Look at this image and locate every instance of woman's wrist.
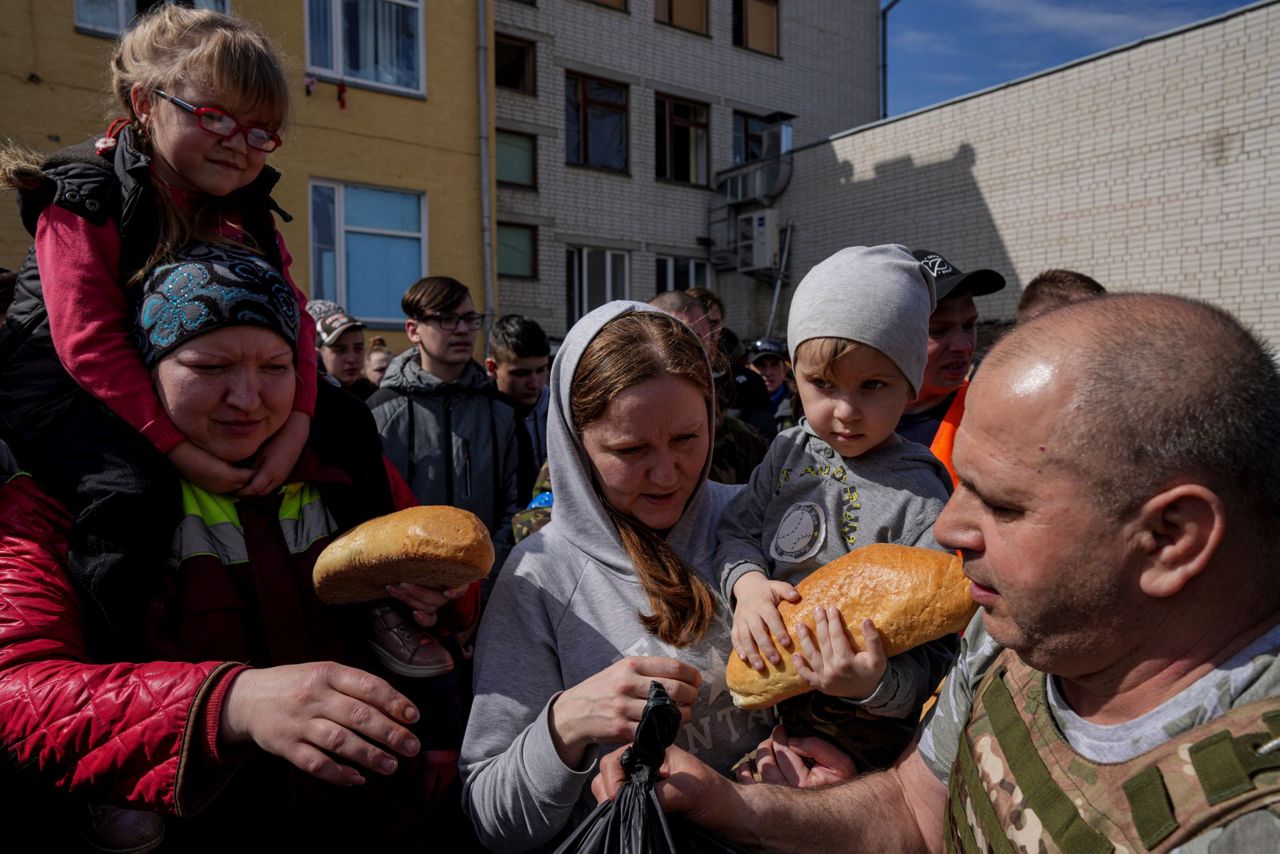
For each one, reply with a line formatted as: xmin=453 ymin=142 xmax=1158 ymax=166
xmin=546 ymin=692 xmax=587 ymax=769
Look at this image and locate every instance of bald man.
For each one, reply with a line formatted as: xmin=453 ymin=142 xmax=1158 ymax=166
xmin=595 ymin=294 xmax=1280 ymax=850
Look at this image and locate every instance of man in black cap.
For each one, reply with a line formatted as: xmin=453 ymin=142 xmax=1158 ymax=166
xmin=746 ymin=337 xmax=796 ymax=435
xmin=896 ymin=249 xmax=1005 ymax=485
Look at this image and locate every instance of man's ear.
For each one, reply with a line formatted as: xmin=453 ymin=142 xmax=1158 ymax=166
xmin=1132 ymin=484 xmax=1226 ymax=598
xmin=484 ymin=357 xmax=498 ymax=378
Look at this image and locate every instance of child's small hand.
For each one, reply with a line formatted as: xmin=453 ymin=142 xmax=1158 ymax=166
xmin=792 ymin=608 xmax=887 ymax=701
xmin=168 ymin=440 xmax=253 ymax=494
xmin=240 ymin=411 xmax=310 ymax=496
xmin=385 ymin=581 xmax=472 ymax=628
xmin=731 ymin=572 xmax=801 ymax=672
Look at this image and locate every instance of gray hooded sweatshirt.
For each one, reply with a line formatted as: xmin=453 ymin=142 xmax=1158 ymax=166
xmin=368 ymin=353 xmax=521 ymax=576
xmin=460 ymin=302 xmax=773 ymax=853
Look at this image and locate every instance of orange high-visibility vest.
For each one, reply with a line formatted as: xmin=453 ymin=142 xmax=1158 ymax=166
xmin=929 ymin=383 xmax=968 ymax=488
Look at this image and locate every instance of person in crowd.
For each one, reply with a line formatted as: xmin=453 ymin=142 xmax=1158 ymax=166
xmin=649 ymin=289 xmax=714 ymax=344
xmin=485 ymin=314 xmax=551 ymax=503
xmin=364 ymin=336 xmax=395 ymax=388
xmin=719 ymin=245 xmax=956 ymax=771
xmin=648 ymin=292 xmax=767 ymax=486
xmin=896 ymin=249 xmax=1006 ymax=485
xmin=1017 ymin=267 xmax=1106 ymax=322
xmin=685 ymin=288 xmax=775 ymax=440
xmin=0 ymin=246 xmax=480 ymax=851
xmin=0 ymin=267 xmax=15 ymax=475
xmin=0 ymin=6 xmax=318 ymax=678
xmin=596 ymin=293 xmax=1280 ymax=851
xmin=306 ymin=299 xmax=378 ymax=400
xmin=368 ymin=276 xmax=521 ymax=588
xmin=686 ymin=286 xmax=725 ymax=354
xmin=747 ymin=337 xmax=800 ymax=434
xmin=460 ymin=303 xmax=774 ymax=852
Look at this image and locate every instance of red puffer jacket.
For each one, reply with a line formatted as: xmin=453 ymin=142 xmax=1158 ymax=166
xmin=0 ymin=462 xmax=480 ymax=818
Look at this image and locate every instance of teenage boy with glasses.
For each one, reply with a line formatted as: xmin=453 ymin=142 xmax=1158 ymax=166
xmin=368 ymin=277 xmax=521 ymax=602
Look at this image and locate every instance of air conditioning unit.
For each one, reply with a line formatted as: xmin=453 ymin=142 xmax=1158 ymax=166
xmin=737 ymin=210 xmax=779 ymax=273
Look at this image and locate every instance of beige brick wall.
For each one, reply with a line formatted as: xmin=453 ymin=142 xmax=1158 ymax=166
xmin=745 ymin=1 xmax=1280 ymax=344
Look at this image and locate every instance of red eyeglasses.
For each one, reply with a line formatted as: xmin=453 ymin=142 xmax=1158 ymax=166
xmin=153 ymin=90 xmax=283 ymax=153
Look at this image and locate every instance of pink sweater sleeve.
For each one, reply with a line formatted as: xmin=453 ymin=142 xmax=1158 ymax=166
xmin=276 ymin=232 xmax=318 ymax=417
xmin=38 ymin=206 xmax=187 ymax=453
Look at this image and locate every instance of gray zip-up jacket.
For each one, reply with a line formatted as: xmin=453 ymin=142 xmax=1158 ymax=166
xmin=460 ymin=302 xmax=772 ymax=852
xmin=368 ymin=353 xmax=521 ymax=577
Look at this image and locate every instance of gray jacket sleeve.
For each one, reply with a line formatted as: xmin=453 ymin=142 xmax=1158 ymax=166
xmin=715 ymin=438 xmax=783 ymax=606
xmin=460 ymin=554 xmax=592 ymax=852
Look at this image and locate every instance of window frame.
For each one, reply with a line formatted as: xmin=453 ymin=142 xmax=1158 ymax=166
xmin=583 ymin=0 xmax=628 ymax=11
xmin=496 ymin=130 xmax=538 ymax=189
xmin=655 ymin=255 xmax=711 ymax=292
xmin=655 ymin=93 xmax=710 ymax=185
xmin=732 ymin=110 xmax=769 ymax=165
xmin=497 ymin=223 xmax=538 ymax=279
xmin=305 ymin=0 xmax=426 ymax=97
xmin=309 ymin=179 xmax=430 ymax=327
xmin=567 ymin=246 xmax=630 ymax=322
xmin=494 ymin=34 xmax=537 ymax=95
xmin=654 ymin=0 xmax=707 ymax=35
xmin=565 ymin=72 xmax=630 ymax=174
xmin=75 ymin=0 xmax=229 ymax=37
xmin=732 ymin=0 xmax=780 ymax=57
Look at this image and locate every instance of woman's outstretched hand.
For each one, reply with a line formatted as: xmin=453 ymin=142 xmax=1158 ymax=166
xmin=221 ymin=662 xmax=421 ymax=786
xmin=548 ymin=656 xmax=702 ymax=770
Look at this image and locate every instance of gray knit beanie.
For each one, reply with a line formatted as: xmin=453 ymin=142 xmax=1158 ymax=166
xmin=786 ymin=244 xmax=936 ymax=395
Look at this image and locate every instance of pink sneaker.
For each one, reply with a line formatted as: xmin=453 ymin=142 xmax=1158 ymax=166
xmin=369 ymin=603 xmax=455 ymax=678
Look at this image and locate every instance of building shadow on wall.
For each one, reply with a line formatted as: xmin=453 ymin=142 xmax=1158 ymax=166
xmin=762 ymin=141 xmax=1022 ymax=331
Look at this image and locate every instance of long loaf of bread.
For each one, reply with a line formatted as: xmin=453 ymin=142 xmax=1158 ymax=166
xmin=726 ymin=543 xmax=974 ymax=710
xmin=313 ymin=506 xmax=495 ymax=604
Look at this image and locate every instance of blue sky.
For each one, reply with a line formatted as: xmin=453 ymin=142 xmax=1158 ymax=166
xmin=885 ymin=0 xmax=1256 ymax=116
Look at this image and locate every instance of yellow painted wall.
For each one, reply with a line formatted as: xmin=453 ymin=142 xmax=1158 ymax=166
xmin=1 ymin=1 xmax=492 ymax=353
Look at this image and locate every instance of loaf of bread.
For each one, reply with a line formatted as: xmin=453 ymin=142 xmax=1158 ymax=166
xmin=725 ymin=543 xmax=974 ymax=710
xmin=313 ymin=506 xmax=495 ymax=604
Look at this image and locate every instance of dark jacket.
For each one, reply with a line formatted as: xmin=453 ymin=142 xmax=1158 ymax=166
xmin=368 ymin=353 xmax=522 ymax=582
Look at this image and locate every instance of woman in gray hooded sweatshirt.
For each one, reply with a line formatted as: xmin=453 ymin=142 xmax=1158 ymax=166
xmin=460 ymin=302 xmax=775 ymax=851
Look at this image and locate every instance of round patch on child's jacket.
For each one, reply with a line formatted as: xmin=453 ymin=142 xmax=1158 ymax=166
xmin=770 ymin=502 xmax=826 ymax=563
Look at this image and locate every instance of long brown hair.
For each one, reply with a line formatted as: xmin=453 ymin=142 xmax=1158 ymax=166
xmin=116 ymin=6 xmax=289 ymax=283
xmin=570 ymin=311 xmax=718 ymax=647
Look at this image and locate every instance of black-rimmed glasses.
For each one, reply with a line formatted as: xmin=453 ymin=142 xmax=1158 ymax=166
xmin=420 ymin=312 xmax=487 ymax=331
xmin=154 ymin=90 xmax=283 ymax=153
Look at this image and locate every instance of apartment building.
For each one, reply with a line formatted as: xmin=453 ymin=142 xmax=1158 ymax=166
xmin=490 ymin=0 xmax=881 ymax=337
xmin=0 ymin=0 xmax=487 ymax=349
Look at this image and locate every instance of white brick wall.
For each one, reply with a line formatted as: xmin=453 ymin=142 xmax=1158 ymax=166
xmin=492 ymin=0 xmax=881 ymax=337
xmin=758 ymin=2 xmax=1280 ymax=346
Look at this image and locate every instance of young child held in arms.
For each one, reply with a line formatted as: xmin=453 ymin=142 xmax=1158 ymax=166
xmin=718 ymin=244 xmax=958 ymax=770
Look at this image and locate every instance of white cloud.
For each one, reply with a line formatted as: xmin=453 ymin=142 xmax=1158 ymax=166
xmin=963 ymin=0 xmax=1219 ymax=47
xmin=893 ymin=27 xmax=962 ymax=55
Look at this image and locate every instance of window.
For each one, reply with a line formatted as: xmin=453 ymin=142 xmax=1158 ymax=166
xmin=76 ymin=0 xmax=227 ymax=35
xmin=732 ymin=0 xmax=778 ymax=56
xmin=733 ymin=111 xmax=769 ymax=165
xmin=656 ymin=256 xmax=710 ymax=292
xmin=567 ymin=247 xmax=628 ymax=321
xmin=310 ymin=181 xmax=428 ymax=324
xmin=495 ymin=35 xmax=536 ymax=94
xmin=565 ymin=73 xmax=628 ymax=173
xmin=496 ymin=131 xmax=537 ymax=187
xmin=498 ymin=224 xmax=537 ymax=278
xmin=655 ymin=0 xmax=706 ymax=34
xmin=307 ymin=0 xmax=423 ymax=94
xmin=589 ymin=0 xmax=627 ymax=9
xmin=655 ymin=95 xmax=708 ymax=184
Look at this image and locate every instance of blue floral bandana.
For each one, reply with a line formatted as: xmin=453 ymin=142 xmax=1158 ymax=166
xmin=137 ymin=243 xmax=299 ymax=367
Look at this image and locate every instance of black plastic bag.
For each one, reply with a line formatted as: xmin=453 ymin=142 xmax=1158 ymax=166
xmin=554 ymin=681 xmax=740 ymax=854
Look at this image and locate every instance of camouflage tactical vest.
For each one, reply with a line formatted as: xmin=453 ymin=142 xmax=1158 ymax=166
xmin=946 ymin=648 xmax=1280 ymax=852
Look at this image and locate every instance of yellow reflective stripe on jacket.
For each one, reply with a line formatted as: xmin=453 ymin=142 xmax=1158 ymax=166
xmin=278 ymin=482 xmax=338 ymax=556
xmin=172 ymin=481 xmax=339 ymax=566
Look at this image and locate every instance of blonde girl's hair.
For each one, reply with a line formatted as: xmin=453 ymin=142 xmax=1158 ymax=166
xmin=112 ymin=5 xmax=291 ymax=283
xmin=570 ymin=311 xmax=718 ymax=648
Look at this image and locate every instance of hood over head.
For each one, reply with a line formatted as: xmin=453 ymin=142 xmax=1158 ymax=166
xmin=544 ymin=301 xmax=719 ymax=578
